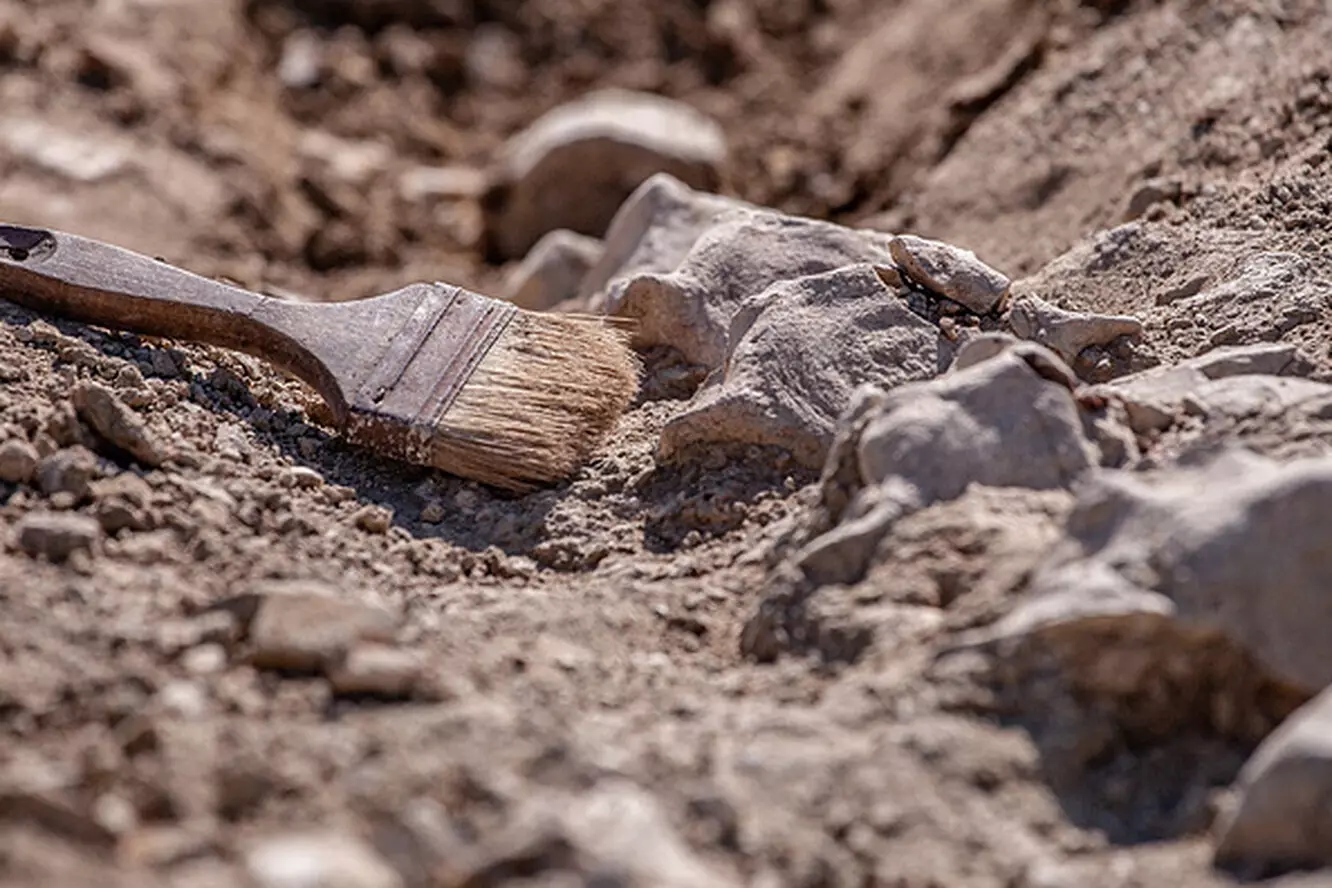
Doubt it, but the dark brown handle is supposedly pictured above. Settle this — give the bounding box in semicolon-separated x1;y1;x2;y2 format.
0;223;350;419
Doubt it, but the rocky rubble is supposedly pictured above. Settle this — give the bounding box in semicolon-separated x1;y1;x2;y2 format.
7;1;1332;886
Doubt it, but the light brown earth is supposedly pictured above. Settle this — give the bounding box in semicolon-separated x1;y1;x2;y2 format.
2;1;1332;886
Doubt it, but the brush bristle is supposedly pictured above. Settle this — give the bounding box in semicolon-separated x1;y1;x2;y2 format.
427;311;641;490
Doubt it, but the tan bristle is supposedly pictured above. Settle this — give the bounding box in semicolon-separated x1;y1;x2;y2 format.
427;311;641;491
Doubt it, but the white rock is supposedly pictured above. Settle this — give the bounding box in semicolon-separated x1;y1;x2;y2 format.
595;179;896;368
245;832;403;888
327;645;423;698
659;264;940;468
484;90;726;259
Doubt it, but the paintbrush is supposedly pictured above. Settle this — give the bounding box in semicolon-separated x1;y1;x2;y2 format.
0;223;639;491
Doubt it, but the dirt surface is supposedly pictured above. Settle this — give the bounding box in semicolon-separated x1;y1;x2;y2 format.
3;1;1332;886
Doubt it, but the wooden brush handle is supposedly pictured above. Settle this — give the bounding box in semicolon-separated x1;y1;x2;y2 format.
0;223;356;416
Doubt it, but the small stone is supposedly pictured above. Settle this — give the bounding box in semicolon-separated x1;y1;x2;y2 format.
1156;274;1210;305
353;505;393;534
278;30;323;90
501;229;604;311
1122;178;1181;221
1007;295;1144;365
327;645;423;698
284;466;323;489
483;90;726;260
0;438;39;484
419;501;446;524
37;446;98;500
249;584;399;673
398;165;486;203
71;381;166;466
181;644;228;675
1216;686;1332;869
889;234;1011;315
244;832;404;888
14;511;101;561
157;680;208;718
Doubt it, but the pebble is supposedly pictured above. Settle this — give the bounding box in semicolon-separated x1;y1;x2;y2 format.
0;438;39;484
501;229;604;311
483;89;726;259
1007;295;1144;364
889;234;1012;315
327;644;423;698
284;466;323;489
14;511;101;561
71;381;166;466
37;446;98;500
249;586;399;673
353;504;393;534
244;832;404;888
181;643;228;676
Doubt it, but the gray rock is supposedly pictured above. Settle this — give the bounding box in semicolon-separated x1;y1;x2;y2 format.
799;344;1096;584
15;511;101;561
248;582;400;673
244;832;403;888
600;189;896;368
483;90;726;260
1008;450;1332;693
659;264;941;469
0;438;38;484
37;446;98;500
1007;294;1143;365
502;229;604;311
1100;348;1328;435
888;234;1011;315
71;381;166;467
1215;686;1332;869
579;173;747;312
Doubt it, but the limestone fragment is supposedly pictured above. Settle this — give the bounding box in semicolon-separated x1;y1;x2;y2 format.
0;438;38;484
247;583;400;673
1005;450;1332;693
244;832;404;888
799;344;1096;584
327;645;424;698
1006;294;1143;365
483;90;726;259
501;229;603;311
71;381;166;467
888;234;1011;315
596;182;896;368
1215;686;1332;869
659;264;940;468
14;512;101;561
37;446;98;500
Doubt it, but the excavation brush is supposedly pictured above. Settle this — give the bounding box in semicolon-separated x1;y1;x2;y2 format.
0;224;639;490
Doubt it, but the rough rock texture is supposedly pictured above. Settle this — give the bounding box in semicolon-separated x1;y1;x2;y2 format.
1004;449;1332;694
482;90;726;260
890;234;1011;315
71;381;167;467
798;342;1096;584
1007;294;1144;367
659;264;941;469
595;178;898;368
